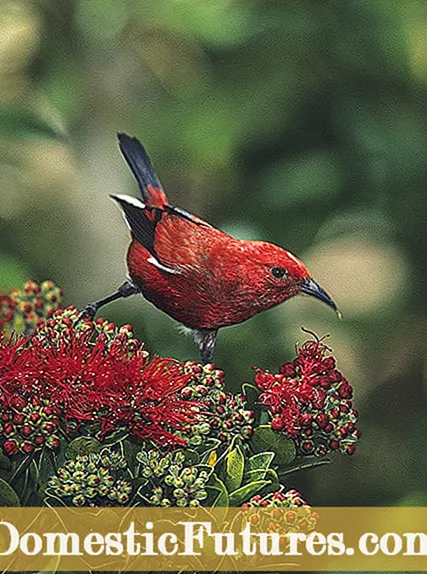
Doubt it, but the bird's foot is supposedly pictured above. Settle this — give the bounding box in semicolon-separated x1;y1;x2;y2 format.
75;303;99;325
75;281;139;326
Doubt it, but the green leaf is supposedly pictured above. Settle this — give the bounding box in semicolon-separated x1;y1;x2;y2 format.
250;425;296;466
241;382;259;409
229;480;270;507
121;439;140;469
224;446;245;492
38;449;57;486
0;454;12;472
257;469;280;497
246;452;275;472
66;437;102;459
102;428;129;446
0;478;20;506
43;495;67;508
206;474;229;507
179;449;200;466
243;453;275;482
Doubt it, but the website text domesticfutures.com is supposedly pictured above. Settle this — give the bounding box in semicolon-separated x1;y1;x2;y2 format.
1;520;427;559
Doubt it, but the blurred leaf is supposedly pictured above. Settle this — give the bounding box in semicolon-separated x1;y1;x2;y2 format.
75;0;129;41
0;254;30;291
102;428;129;447
264;151;342;209
179;448;200;466
0;109;64;140
145;0;256;46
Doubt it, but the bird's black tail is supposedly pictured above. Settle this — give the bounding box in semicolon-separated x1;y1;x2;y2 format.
117;133;168;207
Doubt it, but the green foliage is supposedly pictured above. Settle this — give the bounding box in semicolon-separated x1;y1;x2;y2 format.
0;478;20;506
250;425;297;466
224;445;245;492
0;109;64;140
213;445;278;507
66;437;102;459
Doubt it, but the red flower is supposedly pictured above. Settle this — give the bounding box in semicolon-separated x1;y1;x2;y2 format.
254;332;360;456
0;319;202;454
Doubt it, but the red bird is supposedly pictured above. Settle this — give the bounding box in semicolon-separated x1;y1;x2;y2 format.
79;134;340;363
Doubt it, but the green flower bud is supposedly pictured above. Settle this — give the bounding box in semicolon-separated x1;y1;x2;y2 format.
85;487;97;499
189;435;202;447
117;493;129;504
136;452;148;465
72;495;86;507
70;483;81;495
102;475;114;487
48;476;60;488
182;468;196;484
72;471;86;482
198;423;211;435
97;484;109;496
87;474;101;486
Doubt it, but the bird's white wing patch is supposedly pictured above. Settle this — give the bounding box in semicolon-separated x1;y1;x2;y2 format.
147;256;181;275
112;194;146;209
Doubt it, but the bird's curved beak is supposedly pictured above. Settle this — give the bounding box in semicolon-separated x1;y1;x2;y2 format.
299;277;342;319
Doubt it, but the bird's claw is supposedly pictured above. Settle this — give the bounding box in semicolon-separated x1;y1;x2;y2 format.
75;303;98;325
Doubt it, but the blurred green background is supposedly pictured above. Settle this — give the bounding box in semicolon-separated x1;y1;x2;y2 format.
1;0;427;507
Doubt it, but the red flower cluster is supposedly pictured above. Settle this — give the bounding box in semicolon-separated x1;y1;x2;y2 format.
0;280;63;336
0;314;201;456
254;334;360;456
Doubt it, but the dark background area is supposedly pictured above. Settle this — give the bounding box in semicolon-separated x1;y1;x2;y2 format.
1;0;426;507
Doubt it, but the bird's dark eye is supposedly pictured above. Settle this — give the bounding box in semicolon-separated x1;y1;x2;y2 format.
271;266;287;279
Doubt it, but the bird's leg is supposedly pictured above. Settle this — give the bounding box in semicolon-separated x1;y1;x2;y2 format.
77;279;140;322
194;329;218;365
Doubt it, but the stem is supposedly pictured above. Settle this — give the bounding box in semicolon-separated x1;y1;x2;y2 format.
9;455;31;485
278;457;332;478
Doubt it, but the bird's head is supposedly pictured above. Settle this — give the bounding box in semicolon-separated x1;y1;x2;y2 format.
242;241;341;317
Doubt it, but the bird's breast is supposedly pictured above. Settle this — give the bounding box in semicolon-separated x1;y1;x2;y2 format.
126;239;288;330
